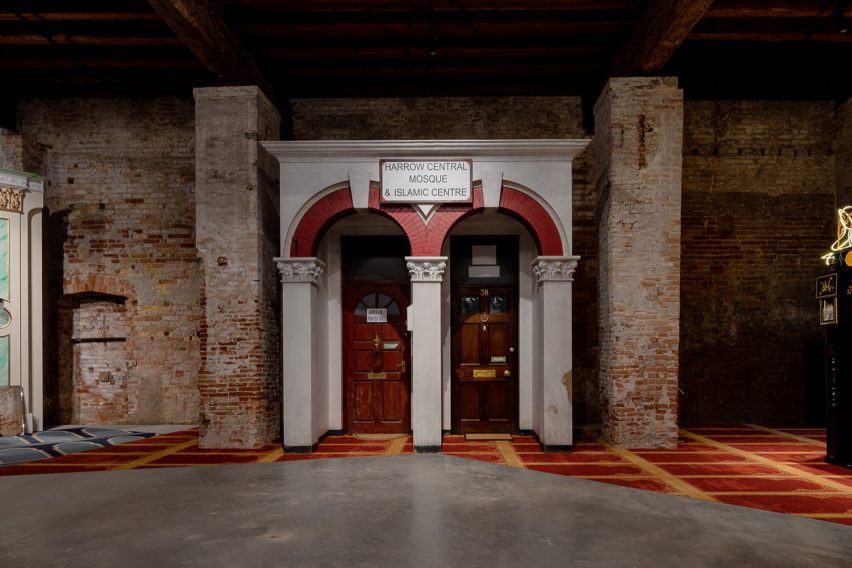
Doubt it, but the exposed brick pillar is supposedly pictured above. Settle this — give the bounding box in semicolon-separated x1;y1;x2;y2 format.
594;77;683;448
194;86;281;448
837;98;852;207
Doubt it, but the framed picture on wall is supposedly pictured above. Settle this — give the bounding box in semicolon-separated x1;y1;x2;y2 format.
820;297;838;325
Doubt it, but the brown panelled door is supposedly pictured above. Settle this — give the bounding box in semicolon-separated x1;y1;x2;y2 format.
343;283;411;434
452;286;518;433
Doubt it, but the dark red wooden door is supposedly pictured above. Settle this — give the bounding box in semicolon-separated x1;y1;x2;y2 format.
344;284;410;434
452;286;518;434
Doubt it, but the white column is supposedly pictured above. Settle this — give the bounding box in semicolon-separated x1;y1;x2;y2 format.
0;171;44;434
276;257;325;452
23;188;44;432
532;256;579;449
406;256;447;452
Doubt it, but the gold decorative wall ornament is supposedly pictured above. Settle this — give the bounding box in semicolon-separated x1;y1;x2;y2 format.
0;187;24;214
822;206;852;265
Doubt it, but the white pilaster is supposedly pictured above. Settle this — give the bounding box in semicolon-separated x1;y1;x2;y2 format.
406;256;447;451
277;257;325;451
532;255;579;449
0;170;44;434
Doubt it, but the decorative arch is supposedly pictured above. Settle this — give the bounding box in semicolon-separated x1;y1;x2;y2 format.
497;186;564;256
287;181;566;259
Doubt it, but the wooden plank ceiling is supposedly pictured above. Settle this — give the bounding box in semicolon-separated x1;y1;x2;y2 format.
0;0;850;100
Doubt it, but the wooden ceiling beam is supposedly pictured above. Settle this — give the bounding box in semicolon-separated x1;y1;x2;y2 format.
611;0;714;75
0;12;161;22
146;0;273;96
705;1;845;19
689;17;852;41
0;34;183;46
234;0;639;12
237;20;632;39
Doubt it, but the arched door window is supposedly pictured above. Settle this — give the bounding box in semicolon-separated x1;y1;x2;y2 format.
354;293;400;317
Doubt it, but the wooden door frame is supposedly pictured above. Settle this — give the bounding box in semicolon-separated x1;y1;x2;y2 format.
342;281;411;434
449;236;520;434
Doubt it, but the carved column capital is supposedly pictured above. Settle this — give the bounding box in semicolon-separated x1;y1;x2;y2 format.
275;257;325;285
0;187;25;214
532;256;580;283
405;256;448;282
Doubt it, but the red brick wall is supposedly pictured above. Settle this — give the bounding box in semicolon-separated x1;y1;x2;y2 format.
291;97;585;140
18;97;201;425
69;299;128;423
0;128;23;170
680;100;836;425
838;100;852;206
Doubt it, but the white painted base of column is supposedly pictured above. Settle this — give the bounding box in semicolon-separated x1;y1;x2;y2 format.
407;257;447;451
277;258;325;452
533;256;579;449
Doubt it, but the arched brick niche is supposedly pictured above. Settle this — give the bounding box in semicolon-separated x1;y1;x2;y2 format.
56;292;129;425
63;274;136;300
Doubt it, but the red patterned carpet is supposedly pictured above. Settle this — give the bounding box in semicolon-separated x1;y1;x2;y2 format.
3;425;850;526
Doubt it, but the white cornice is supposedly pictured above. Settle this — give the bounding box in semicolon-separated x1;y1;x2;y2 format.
262;139;590;163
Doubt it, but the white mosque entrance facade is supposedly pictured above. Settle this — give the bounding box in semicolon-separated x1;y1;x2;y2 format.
263;140;587;452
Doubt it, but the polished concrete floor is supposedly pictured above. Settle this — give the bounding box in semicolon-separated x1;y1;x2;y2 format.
1;455;850;567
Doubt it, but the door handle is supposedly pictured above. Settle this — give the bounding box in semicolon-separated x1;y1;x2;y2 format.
503;369;511;377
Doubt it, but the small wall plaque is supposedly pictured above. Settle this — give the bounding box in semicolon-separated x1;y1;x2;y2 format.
383;343;398;350
490;356;506;363
817;274;838;299
366;308;387;323
820;297;838;326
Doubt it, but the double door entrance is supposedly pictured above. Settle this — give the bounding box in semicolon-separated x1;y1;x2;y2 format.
341;235;519;436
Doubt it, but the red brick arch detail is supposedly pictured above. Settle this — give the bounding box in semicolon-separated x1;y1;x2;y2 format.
367;185;485;256
290;187;356;256
498;186;564;255
288;183;563;259
63;274;136;300
289;185;413;256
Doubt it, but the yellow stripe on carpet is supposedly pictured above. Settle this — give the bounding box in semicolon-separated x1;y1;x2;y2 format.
680;429;852;495
466;433;512;441
609;445;717;502
496;441;525;469
386;437;408;455
745;424;825;445
258;448;285;463
113;438;197;471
